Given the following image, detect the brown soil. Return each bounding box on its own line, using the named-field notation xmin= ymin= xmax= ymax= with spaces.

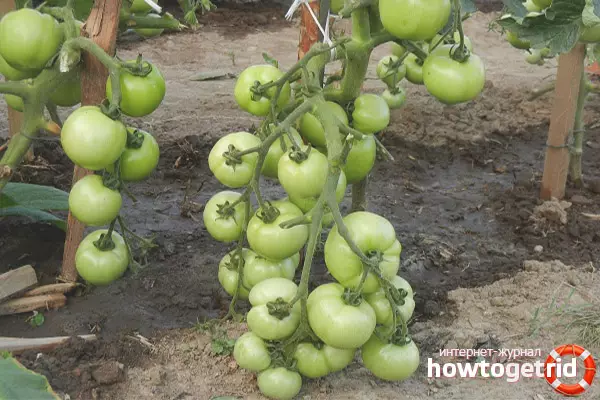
xmin=1 ymin=5 xmax=599 ymax=400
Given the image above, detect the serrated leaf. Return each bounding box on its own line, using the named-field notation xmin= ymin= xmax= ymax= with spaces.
xmin=0 ymin=183 xmax=69 ymax=211
xmin=262 ymin=52 xmax=279 ymax=68
xmin=582 ymin=0 xmax=600 ymax=26
xmin=503 ymin=0 xmax=528 ymax=20
xmin=0 ymin=206 xmax=66 ymax=231
xmin=0 ymin=356 xmax=61 ymax=400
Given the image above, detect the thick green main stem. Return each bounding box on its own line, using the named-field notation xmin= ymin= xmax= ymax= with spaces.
xmin=570 ymin=68 xmax=588 ymax=188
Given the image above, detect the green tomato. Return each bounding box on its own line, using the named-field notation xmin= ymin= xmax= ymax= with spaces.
xmin=377 ymin=55 xmax=407 ymax=88
xmin=391 ymin=43 xmax=407 ymax=58
xmin=218 ymin=249 xmax=252 ymax=300
xmin=0 ymin=9 xmax=63 ymax=72
xmin=506 ymin=31 xmax=531 ymax=50
xmin=75 ymin=229 xmax=129 ymax=286
xmin=134 ymin=13 xmax=164 ymax=37
xmin=242 ymin=252 xmax=299 ymax=289
xmin=352 ymin=94 xmax=390 ymax=134
xmin=278 ymin=147 xmax=329 ymax=199
xmin=294 ymin=342 xmax=355 ymax=378
xmin=106 ymin=60 xmax=166 ymax=117
xmin=208 ymin=131 xmax=262 ymax=188
xmin=307 ymin=283 xmax=376 ymax=349
xmin=247 ymin=278 xmax=301 ymax=340
xmin=234 ymin=65 xmax=291 ymax=117
xmin=61 ymin=106 xmax=128 ymax=171
xmin=289 ymin=171 xmax=346 ymax=212
xmin=381 ymin=88 xmax=406 ymax=109
xmin=525 ymin=49 xmax=544 ymax=65
xmin=247 ymin=200 xmax=309 ymax=260
xmin=69 ymin=175 xmax=122 ymax=227
xmin=262 ymin=128 xmax=303 ymax=179
xmin=203 ymin=191 xmax=248 ymax=243
xmin=404 ymin=53 xmax=424 ymax=84
xmin=580 ymin=24 xmax=600 ymax=43
xmin=423 ymin=45 xmax=486 ymax=105
xmin=330 ymin=0 xmax=345 ymax=14
xmin=524 ymin=0 xmax=542 ymax=12
xmin=379 ymin=0 xmax=451 ymax=41
xmin=50 ymin=72 xmax=81 ymax=107
xmin=343 ymin=135 xmax=376 ymax=184
xmin=0 ymin=53 xmax=37 ymax=81
xmin=4 ymin=93 xmax=23 ymax=112
xmin=233 ymin=332 xmax=271 ymax=372
xmin=118 ymin=128 xmax=160 ymax=181
xmin=129 ymin=0 xmax=156 ymax=14
xmin=365 ymin=275 xmax=415 ymax=326
xmin=257 ymin=368 xmax=302 ymax=400
xmin=299 ymin=101 xmax=348 ymax=147
xmin=530 ymin=0 xmax=551 ymax=10
xmin=325 ymin=211 xmax=401 ymax=294
xmin=361 ymin=336 xmax=420 ymax=381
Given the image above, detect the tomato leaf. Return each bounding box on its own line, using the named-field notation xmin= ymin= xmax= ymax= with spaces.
xmin=461 ymin=0 xmax=477 ymax=14
xmin=582 ymin=0 xmax=600 ymax=26
xmin=0 ymin=356 xmax=61 ymax=400
xmin=497 ymin=0 xmax=586 ymax=54
xmin=0 ymin=206 xmax=66 ymax=231
xmin=211 ymin=337 xmax=235 ymax=356
xmin=0 ymin=183 xmax=69 ymax=211
xmin=502 ymin=0 xmax=528 ymax=19
xmin=262 ymin=52 xmax=279 ymax=68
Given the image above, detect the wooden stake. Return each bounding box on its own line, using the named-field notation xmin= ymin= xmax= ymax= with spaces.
xmin=0 ymin=265 xmax=37 ymax=303
xmin=23 ymin=283 xmax=80 ymax=297
xmin=0 ymin=294 xmax=66 ymax=316
xmin=0 ymin=335 xmax=97 ymax=354
xmin=298 ymin=1 xmax=320 ymax=60
xmin=61 ymin=0 xmax=123 ymax=282
xmin=540 ymin=44 xmax=586 ymax=200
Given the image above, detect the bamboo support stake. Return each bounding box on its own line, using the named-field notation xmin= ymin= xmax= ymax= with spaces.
xmin=61 ymin=0 xmax=123 ymax=282
xmin=540 ymin=44 xmax=586 ymax=200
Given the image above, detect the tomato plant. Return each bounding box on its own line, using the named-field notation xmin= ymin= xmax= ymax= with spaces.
xmin=352 ymin=93 xmax=390 ymax=134
xmin=262 ymin=128 xmax=303 ymax=179
xmin=208 ymin=131 xmax=262 ymax=188
xmin=257 ymin=368 xmax=302 ymax=400
xmin=75 ymin=229 xmax=129 ymax=286
xmin=381 ymin=87 xmax=406 ymax=109
xmin=233 ymin=332 xmax=272 ymax=372
xmin=278 ymin=147 xmax=329 ymax=199
xmin=379 ymin=0 xmax=452 ymax=41
xmin=203 ymin=191 xmax=248 ymax=243
xmin=293 ymin=342 xmax=355 ymax=378
xmin=118 ymin=128 xmax=160 ymax=182
xmin=377 ymin=55 xmax=406 ymax=88
xmin=234 ymin=64 xmax=291 ymax=117
xmin=68 ymin=174 xmax=122 ymax=227
xmin=299 ymin=101 xmax=348 ymax=147
xmin=361 ymin=336 xmax=420 ymax=381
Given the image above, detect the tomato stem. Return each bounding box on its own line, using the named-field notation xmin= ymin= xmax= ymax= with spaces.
xmin=94 ymin=219 xmax=118 ymax=252
xmin=569 ymin=65 xmax=588 ymax=188
xmin=338 ymin=0 xmax=376 ymax=19
xmin=351 ymin=177 xmax=368 ymax=212
xmin=120 ymin=9 xmax=186 ymax=31
xmin=450 ymin=0 xmax=470 ymax=63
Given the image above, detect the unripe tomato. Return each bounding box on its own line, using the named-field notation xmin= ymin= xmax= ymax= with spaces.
xmin=106 ymin=60 xmax=166 ymax=117
xmin=119 ymin=128 xmax=160 ymax=181
xmin=352 ymin=94 xmax=390 ymax=134
xmin=379 ymin=0 xmax=451 ymax=41
xmin=289 ymin=171 xmax=346 ymax=212
xmin=361 ymin=336 xmax=420 ymax=381
xmin=247 ymin=200 xmax=309 ymax=260
xmin=262 ymin=128 xmax=303 ymax=179
xmin=61 ymin=106 xmax=128 ymax=171
xmin=377 ymin=55 xmax=407 ymax=88
xmin=404 ymin=53 xmax=424 ymax=84
xmin=203 ymin=191 xmax=248 ymax=243
xmin=580 ymin=24 xmax=600 ymax=43
xmin=0 ymin=54 xmax=37 ymax=81
xmin=531 ymin=0 xmax=551 ymax=9
xmin=429 ymin=32 xmax=474 ymax=52
xmin=278 ymin=147 xmax=329 ymax=199
xmin=525 ymin=49 xmax=544 ymax=65
xmin=343 ymin=135 xmax=376 ymax=184
xmin=134 ymin=13 xmax=164 ymax=37
xmin=129 ymin=0 xmax=156 ymax=14
xmin=208 ymin=131 xmax=261 ymax=188
xmin=218 ymin=249 xmax=251 ymax=300
xmin=506 ymin=31 xmax=531 ymax=50
xmin=242 ymin=252 xmax=299 ymax=289
xmin=233 ymin=332 xmax=271 ymax=372
xmin=75 ymin=230 xmax=129 ymax=286
xmin=257 ymin=368 xmax=302 ymax=400
xmin=50 ymin=73 xmax=81 ymax=107
xmin=299 ymin=101 xmax=348 ymax=147
xmin=330 ymin=0 xmax=345 ymax=14
xmin=423 ymin=45 xmax=486 ymax=105
xmin=4 ymin=93 xmax=23 ymax=112
xmin=391 ymin=43 xmax=407 ymax=58
xmin=247 ymin=278 xmax=301 ymax=340
xmin=324 ymin=211 xmax=402 ymax=294
xmin=381 ymin=88 xmax=406 ymax=109
xmin=293 ymin=342 xmax=355 ymax=378
xmin=234 ymin=65 xmax=291 ymax=117
xmin=307 ymin=283 xmax=376 ymax=349
xmin=0 ymin=9 xmax=63 ymax=72
xmin=365 ymin=275 xmax=415 ymax=326
xmin=69 ymin=175 xmax=122 ymax=227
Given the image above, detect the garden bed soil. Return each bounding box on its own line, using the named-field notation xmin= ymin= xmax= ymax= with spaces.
xmin=1 ymin=5 xmax=599 ymax=400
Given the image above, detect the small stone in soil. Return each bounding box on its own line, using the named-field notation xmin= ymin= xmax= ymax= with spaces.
xmin=91 ymin=362 xmax=125 ymax=385
xmin=534 ymin=245 xmax=543 ymax=253
xmin=570 ymin=194 xmax=592 ymax=205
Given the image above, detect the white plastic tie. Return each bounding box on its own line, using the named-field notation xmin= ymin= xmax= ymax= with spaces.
xmin=143 ymin=0 xmax=162 ymax=13
xmin=285 ymin=0 xmax=304 ymax=20
xmin=285 ymin=0 xmax=336 ymax=59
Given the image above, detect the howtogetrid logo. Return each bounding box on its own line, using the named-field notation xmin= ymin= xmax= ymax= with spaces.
xmin=544 ymin=344 xmax=596 ymax=396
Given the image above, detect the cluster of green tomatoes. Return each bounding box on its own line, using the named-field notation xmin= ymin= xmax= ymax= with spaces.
xmin=0 ymin=7 xmax=166 ymax=286
xmin=203 ymin=66 xmax=419 ymax=399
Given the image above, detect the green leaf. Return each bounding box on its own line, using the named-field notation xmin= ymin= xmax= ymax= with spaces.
xmin=262 ymin=52 xmax=279 ymax=68
xmin=28 ymin=311 xmax=45 ymax=328
xmin=211 ymin=337 xmax=235 ymax=356
xmin=461 ymin=0 xmax=477 ymax=14
xmin=0 ymin=183 xmax=69 ymax=211
xmin=498 ymin=0 xmax=586 ymax=54
xmin=0 ymin=206 xmax=66 ymax=231
xmin=502 ymin=0 xmax=528 ymax=19
xmin=582 ymin=0 xmax=600 ymax=26
xmin=0 ymin=356 xmax=61 ymax=400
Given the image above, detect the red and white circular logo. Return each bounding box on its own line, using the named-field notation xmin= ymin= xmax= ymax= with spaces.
xmin=544 ymin=344 xmax=596 ymax=396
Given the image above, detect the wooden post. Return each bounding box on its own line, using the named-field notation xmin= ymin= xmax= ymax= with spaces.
xmin=540 ymin=44 xmax=586 ymax=200
xmin=298 ymin=1 xmax=320 ymax=60
xmin=60 ymin=0 xmax=123 ymax=282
